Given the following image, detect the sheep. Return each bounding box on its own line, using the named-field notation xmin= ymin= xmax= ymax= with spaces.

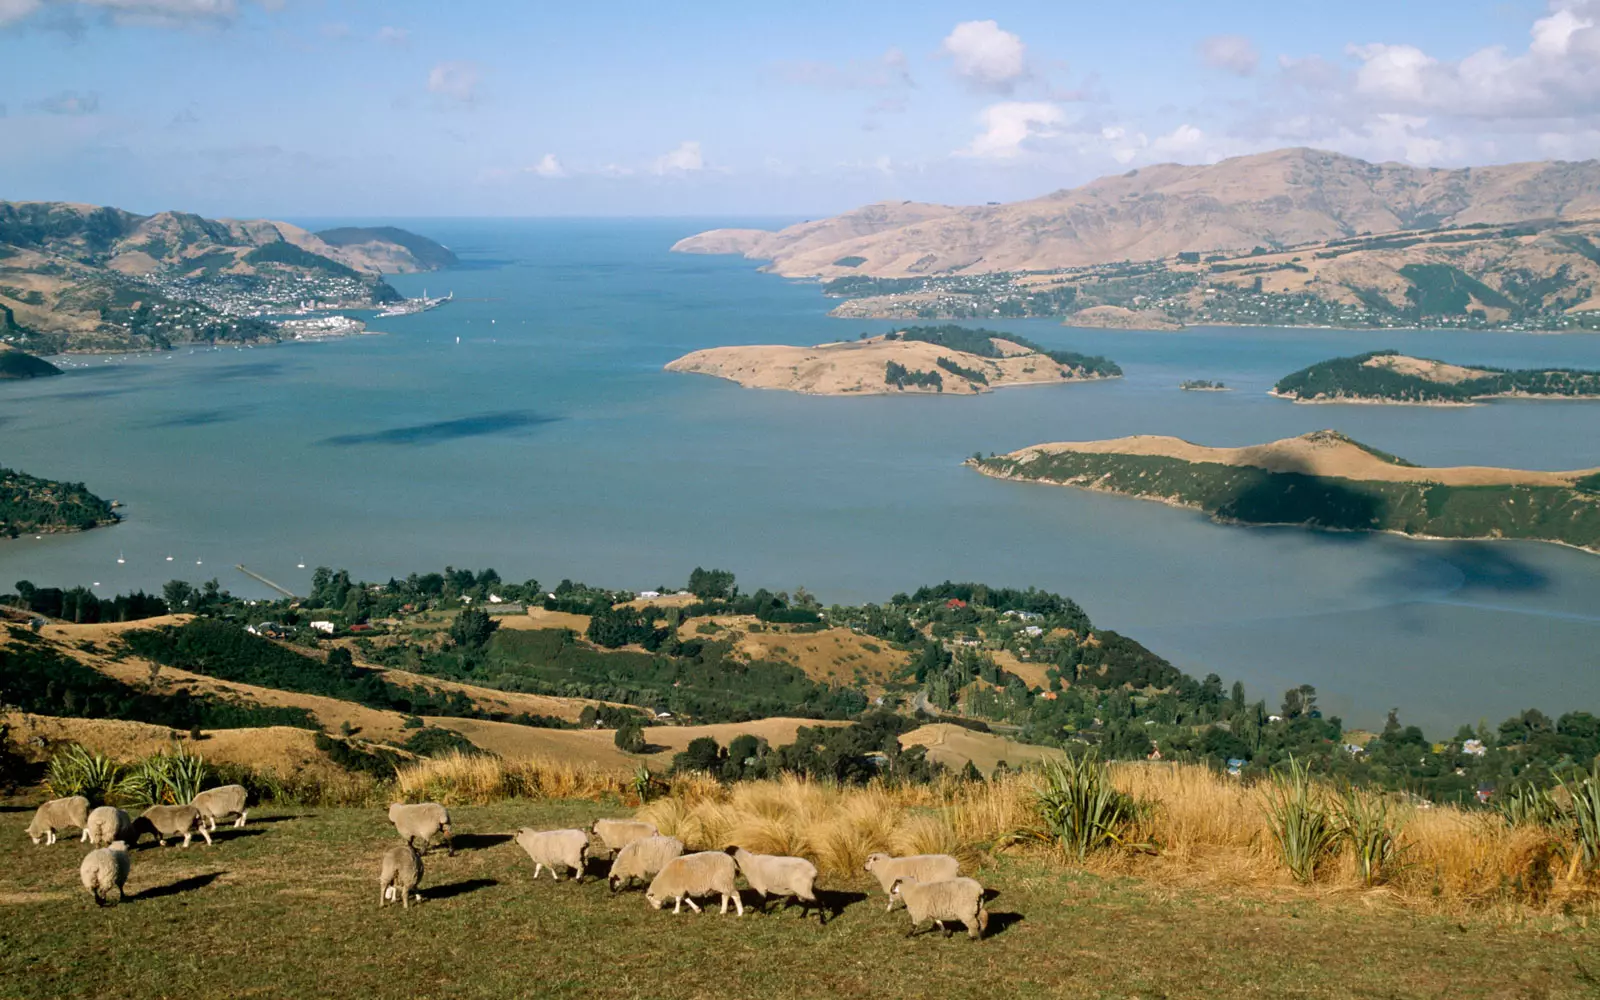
xmin=863 ymin=853 xmax=960 ymax=912
xmin=608 ymin=835 xmax=684 ymax=892
xmin=388 ymin=802 xmax=453 ymax=856
xmin=83 ymin=806 xmax=132 ymax=847
xmin=645 ymin=851 xmax=744 ymax=916
xmin=190 ymin=785 xmax=249 ymax=831
xmin=79 ymin=841 xmax=132 ymax=907
xmin=891 ymin=876 xmax=989 ymax=940
xmin=378 ymin=844 xmax=424 ymax=909
xmin=128 ymin=805 xmax=213 ymax=848
xmin=728 ymin=847 xmax=819 ymax=919
xmin=25 ymin=795 xmax=90 ymax=846
xmin=590 ymin=818 xmax=658 ymax=860
xmin=514 ymin=827 xmax=589 ymax=882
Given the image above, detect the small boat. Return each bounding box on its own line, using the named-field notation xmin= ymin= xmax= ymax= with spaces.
xmin=117 ymin=551 xmax=125 ymax=564
xmin=196 ymin=558 xmax=203 ymax=565
xmin=166 ymin=555 xmax=174 ymax=561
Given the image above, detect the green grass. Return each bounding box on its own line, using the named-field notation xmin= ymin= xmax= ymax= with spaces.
xmin=2 ymin=800 xmax=1596 ymax=999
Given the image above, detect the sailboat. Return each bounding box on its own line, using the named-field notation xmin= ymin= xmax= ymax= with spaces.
xmin=297 ymin=559 xmax=306 ymax=569
xmin=117 ymin=551 xmax=125 ymax=564
xmin=166 ymin=555 xmax=174 ymax=562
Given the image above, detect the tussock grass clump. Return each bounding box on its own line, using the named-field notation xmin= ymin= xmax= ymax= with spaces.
xmin=393 ymin=751 xmax=628 ymax=805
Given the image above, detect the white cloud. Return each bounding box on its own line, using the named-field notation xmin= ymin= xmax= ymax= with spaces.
xmin=1198 ymin=34 xmax=1259 ymax=76
xmin=958 ymin=101 xmax=1064 ymax=159
xmin=0 ymin=0 xmax=268 ymax=27
xmin=526 ymin=153 xmax=565 ymax=178
xmin=775 ymin=47 xmax=913 ymax=90
xmin=0 ymin=0 xmax=41 ymax=24
xmin=427 ymin=61 xmax=481 ymax=103
xmin=652 ymin=140 xmax=703 ymax=174
xmin=376 ymin=25 xmax=409 ymax=47
xmin=940 ymin=20 xmax=1028 ymax=92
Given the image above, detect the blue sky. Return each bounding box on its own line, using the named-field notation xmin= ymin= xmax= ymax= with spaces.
xmin=1 ymin=0 xmax=1596 ymax=217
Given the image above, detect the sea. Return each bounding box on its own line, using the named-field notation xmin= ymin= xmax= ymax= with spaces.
xmin=5 ymin=217 xmax=1600 ymax=733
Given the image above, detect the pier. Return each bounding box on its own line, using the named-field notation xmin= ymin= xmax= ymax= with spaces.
xmin=236 ymin=564 xmax=296 ymax=599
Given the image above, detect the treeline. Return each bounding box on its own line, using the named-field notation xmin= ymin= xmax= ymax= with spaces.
xmin=0 ymin=628 xmax=316 ymax=731
xmin=886 ymin=325 xmax=1122 ymax=377
xmin=0 ymin=468 xmax=115 ymax=536
xmin=8 ymin=582 xmax=167 ymax=623
xmin=884 ymin=360 xmax=943 ymax=391
xmin=668 ymin=712 xmax=941 ymax=785
xmin=1274 ymin=350 xmax=1600 ymax=403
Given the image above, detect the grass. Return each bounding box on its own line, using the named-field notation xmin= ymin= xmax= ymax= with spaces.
xmin=3 ymin=799 xmax=1597 ymax=1000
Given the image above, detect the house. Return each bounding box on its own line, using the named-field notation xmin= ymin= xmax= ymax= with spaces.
xmin=638 ymin=590 xmax=661 ymax=599
xmin=310 ymin=621 xmax=335 ymax=634
xmin=1476 ymin=783 xmax=1495 ymax=805
xmin=1462 ymin=739 xmax=1487 ymax=756
xmin=349 ymin=623 xmax=373 ymax=633
xmin=487 ymin=593 xmax=504 ymax=604
xmin=1022 ymin=625 xmax=1044 ymax=638
xmin=1267 ymin=714 xmax=1284 ymax=723
xmin=1343 ymin=743 xmax=1365 ymax=755
xmin=944 ymin=598 xmax=967 ymax=610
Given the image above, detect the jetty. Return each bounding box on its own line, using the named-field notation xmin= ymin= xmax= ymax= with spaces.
xmin=236 ymin=564 xmax=296 ymax=599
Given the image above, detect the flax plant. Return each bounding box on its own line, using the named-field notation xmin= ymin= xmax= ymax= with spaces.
xmin=1262 ymin=757 xmax=1339 ymax=883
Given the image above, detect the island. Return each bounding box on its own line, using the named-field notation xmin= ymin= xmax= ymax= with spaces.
xmin=0 ymin=467 xmax=116 ymax=538
xmin=1180 ymin=379 xmax=1230 ymax=391
xmin=665 ymin=325 xmax=1121 ymax=396
xmin=0 ymin=345 xmax=61 ymax=379
xmin=1272 ymin=350 xmax=1600 ymax=404
xmin=968 ymin=429 xmax=1600 ymax=553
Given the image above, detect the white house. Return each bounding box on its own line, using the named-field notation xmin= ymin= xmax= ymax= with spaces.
xmin=638 ymin=590 xmax=661 ymax=599
xmin=310 ymin=621 xmax=335 ymax=634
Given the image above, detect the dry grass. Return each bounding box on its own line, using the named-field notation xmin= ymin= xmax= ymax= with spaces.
xmin=392 ymin=751 xmax=630 ymax=806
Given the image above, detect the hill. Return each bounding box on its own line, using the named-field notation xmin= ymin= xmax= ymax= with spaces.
xmin=0 ymin=201 xmax=450 ymax=353
xmin=0 ymin=345 xmax=61 ymax=379
xmin=313 ymin=226 xmax=459 ymax=272
xmin=1273 ymin=350 xmax=1600 ymax=403
xmin=971 ymin=430 xmax=1600 ymax=552
xmin=0 ymin=466 xmax=115 ymax=536
xmin=678 ymin=149 xmax=1600 ymax=332
xmin=666 ymin=326 xmax=1120 ymax=396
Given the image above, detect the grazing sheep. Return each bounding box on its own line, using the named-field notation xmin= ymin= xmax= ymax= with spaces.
xmin=190 ymin=785 xmax=249 ymax=831
xmin=378 ymin=845 xmax=424 ymax=909
xmin=25 ymin=795 xmax=90 ymax=846
xmin=83 ymin=806 xmax=132 ymax=847
xmin=863 ymin=853 xmax=960 ymax=912
xmin=79 ymin=841 xmax=132 ymax=906
xmin=891 ymin=876 xmax=989 ymax=940
xmin=728 ymin=847 xmax=819 ymax=919
xmin=128 ymin=805 xmax=213 ymax=848
xmin=590 ymin=818 xmax=657 ymax=859
xmin=515 ymin=828 xmax=589 ymax=882
xmin=388 ymin=802 xmax=453 ymax=856
xmin=645 ymin=851 xmax=744 ymax=916
xmin=608 ymin=835 xmax=684 ymax=892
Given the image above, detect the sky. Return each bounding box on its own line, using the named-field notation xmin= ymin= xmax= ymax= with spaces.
xmin=3 ymin=0 xmax=1600 ymax=217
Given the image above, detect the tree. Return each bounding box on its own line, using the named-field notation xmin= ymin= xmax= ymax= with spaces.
xmin=1281 ymin=684 xmax=1318 ymax=720
xmin=686 ymin=567 xmax=737 ymax=601
xmin=449 ymin=608 xmax=498 ymax=649
xmin=614 ymin=719 xmax=646 ymax=754
xmin=671 ymin=736 xmax=725 ymax=774
xmin=163 ymin=580 xmax=195 ymax=612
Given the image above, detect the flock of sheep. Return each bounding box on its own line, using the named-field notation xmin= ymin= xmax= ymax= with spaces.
xmin=26 ymin=791 xmax=991 ymax=940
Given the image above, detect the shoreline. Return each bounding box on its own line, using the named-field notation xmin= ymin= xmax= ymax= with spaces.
xmin=1268 ymin=388 xmax=1600 ymax=407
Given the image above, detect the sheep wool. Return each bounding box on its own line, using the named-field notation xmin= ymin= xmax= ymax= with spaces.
xmin=190 ymin=785 xmax=250 ymax=830
xmin=83 ymin=806 xmax=132 ymax=848
xmin=863 ymin=853 xmax=960 ymax=912
xmin=129 ymin=805 xmax=213 ymax=848
xmin=608 ymin=835 xmax=684 ymax=892
xmin=892 ymin=876 xmax=989 ymax=940
xmin=729 ymin=847 xmax=819 ymax=919
xmin=515 ymin=827 xmax=589 ymax=882
xmin=26 ymin=795 xmax=91 ymax=846
xmin=379 ymin=845 xmax=424 ymax=909
xmin=80 ymin=841 xmax=132 ymax=906
xmin=590 ymin=818 xmax=658 ymax=859
xmin=645 ymin=851 xmax=743 ymax=916
xmin=387 ymin=802 xmax=453 ymax=856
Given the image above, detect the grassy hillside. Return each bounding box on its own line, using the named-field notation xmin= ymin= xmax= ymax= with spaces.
xmin=973 ymin=443 xmax=1600 ymax=552
xmin=0 ymin=467 xmax=115 ymax=535
xmin=1275 ymin=350 xmax=1600 ymax=403
xmin=314 ymin=226 xmax=459 ymax=270
xmin=0 ymin=346 xmax=60 ymax=379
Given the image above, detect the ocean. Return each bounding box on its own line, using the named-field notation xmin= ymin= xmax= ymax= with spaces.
xmin=6 ymin=217 xmax=1600 ymax=732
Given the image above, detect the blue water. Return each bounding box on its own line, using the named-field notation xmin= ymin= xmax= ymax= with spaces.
xmin=6 ymin=218 xmax=1600 ymax=732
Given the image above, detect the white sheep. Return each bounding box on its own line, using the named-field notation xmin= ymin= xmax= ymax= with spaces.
xmin=891 ymin=876 xmax=989 ymax=940
xmin=515 ymin=827 xmax=590 ymax=882
xmin=378 ymin=844 xmax=424 ymax=909
xmin=129 ymin=805 xmax=213 ymax=848
xmin=83 ymin=806 xmax=132 ymax=847
xmin=25 ymin=795 xmax=90 ymax=846
xmin=608 ymin=835 xmax=684 ymax=892
xmin=728 ymin=847 xmax=819 ymax=919
xmin=388 ymin=802 xmax=453 ymax=856
xmin=645 ymin=851 xmax=744 ymax=916
xmin=190 ymin=785 xmax=249 ymax=830
xmin=79 ymin=841 xmax=132 ymax=906
xmin=863 ymin=853 xmax=960 ymax=912
xmin=590 ymin=818 xmax=658 ymax=859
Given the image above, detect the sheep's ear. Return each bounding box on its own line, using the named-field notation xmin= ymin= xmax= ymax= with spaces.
xmin=723 ymin=845 xmax=738 ymax=856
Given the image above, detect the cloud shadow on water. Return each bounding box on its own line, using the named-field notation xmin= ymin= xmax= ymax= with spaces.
xmin=318 ymin=411 xmax=558 ymax=447
xmin=140 ymin=408 xmax=250 ymax=429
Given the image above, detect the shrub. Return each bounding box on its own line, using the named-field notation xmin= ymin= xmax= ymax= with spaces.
xmin=117 ymin=747 xmax=210 ymax=806
xmin=1336 ymin=786 xmax=1402 ymax=886
xmin=1033 ymin=752 xmax=1140 ymax=861
xmin=45 ymin=744 xmax=122 ymax=804
xmin=1560 ymin=761 xmax=1600 ymax=871
xmin=1262 ymin=757 xmax=1340 ymax=883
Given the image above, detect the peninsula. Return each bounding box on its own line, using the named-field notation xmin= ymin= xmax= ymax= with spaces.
xmin=0 ymin=467 xmax=116 ymax=537
xmin=0 ymin=344 xmax=61 ymax=379
xmin=666 ymin=325 xmax=1120 ymax=396
xmin=1272 ymin=350 xmax=1600 ymax=404
xmin=969 ymin=430 xmax=1600 ymax=553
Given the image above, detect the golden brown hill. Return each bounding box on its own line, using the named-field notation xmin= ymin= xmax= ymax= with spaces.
xmin=674 ymin=148 xmax=1600 ymax=279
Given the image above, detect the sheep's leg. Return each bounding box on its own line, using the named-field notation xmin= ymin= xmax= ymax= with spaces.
xmin=199 ymin=826 xmax=213 ymax=847
xmin=534 ymin=863 xmax=544 ymax=880
xmin=884 ymin=894 xmax=895 ymax=913
xmin=671 ymin=897 xmax=681 ymax=914
xmin=683 ymin=896 xmax=701 ymax=914
xmin=938 ymin=920 xmax=952 ymax=938
xmin=235 ymin=811 xmax=248 ymax=829
xmin=47 ymin=830 xmax=56 ymax=846
xmin=180 ymin=833 xmax=191 ymax=848
xmin=116 ymin=884 xmax=125 ymax=904
xmin=81 ymin=828 xmax=90 ymax=843
xmin=401 ymin=886 xmax=409 ymax=910
xmin=733 ymin=892 xmax=744 ymax=917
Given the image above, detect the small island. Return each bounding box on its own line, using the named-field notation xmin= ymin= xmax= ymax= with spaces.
xmin=665 ymin=325 xmax=1120 ymax=397
xmin=1272 ymin=350 xmax=1600 ymax=404
xmin=0 ymin=467 xmax=117 ymax=538
xmin=1180 ymin=379 xmax=1230 ymax=391
xmin=0 ymin=345 xmax=62 ymax=380
xmin=969 ymin=430 xmax=1600 ymax=553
